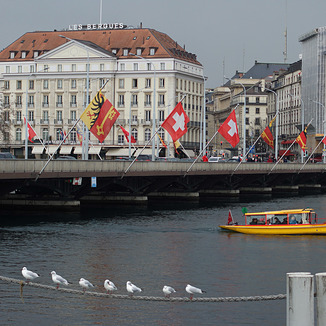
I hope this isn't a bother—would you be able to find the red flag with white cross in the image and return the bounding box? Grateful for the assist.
[218,110,240,147]
[161,102,190,142]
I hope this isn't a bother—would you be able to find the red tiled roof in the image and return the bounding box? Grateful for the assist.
[0,28,201,65]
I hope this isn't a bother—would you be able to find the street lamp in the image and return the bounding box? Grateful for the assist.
[310,99,325,163]
[129,53,156,161]
[59,35,90,160]
[265,88,279,159]
[288,93,305,163]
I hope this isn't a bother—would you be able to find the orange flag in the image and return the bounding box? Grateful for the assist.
[261,126,274,149]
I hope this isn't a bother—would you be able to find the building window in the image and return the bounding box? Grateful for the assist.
[30,65,35,73]
[145,78,151,88]
[16,95,22,106]
[100,63,104,71]
[132,115,138,123]
[57,110,63,122]
[21,51,26,59]
[29,80,34,90]
[136,48,142,56]
[118,94,125,107]
[158,94,165,106]
[120,63,125,71]
[43,110,49,121]
[71,95,77,106]
[119,79,124,89]
[57,95,63,107]
[28,110,34,121]
[145,128,151,141]
[256,107,260,114]
[71,110,77,121]
[149,48,156,55]
[33,51,39,58]
[246,117,249,125]
[159,78,165,88]
[56,129,62,141]
[10,52,16,59]
[160,63,165,70]
[57,79,63,89]
[4,81,10,89]
[72,64,76,72]
[132,79,138,88]
[145,94,151,106]
[158,128,165,141]
[246,107,249,114]
[16,111,22,121]
[131,94,138,106]
[43,80,49,89]
[132,128,138,141]
[133,63,138,71]
[159,110,165,122]
[43,95,49,107]
[5,66,10,73]
[28,95,34,106]
[42,128,49,141]
[255,117,260,125]
[123,48,129,56]
[70,130,76,142]
[16,128,22,141]
[71,79,77,89]
[118,134,124,144]
[4,111,10,121]
[16,80,22,90]
[147,63,151,71]
[58,64,62,72]
[4,96,10,106]
[145,110,151,121]
[256,97,260,104]
[18,66,22,73]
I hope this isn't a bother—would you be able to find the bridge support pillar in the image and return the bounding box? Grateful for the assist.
[239,187,272,195]
[199,189,240,197]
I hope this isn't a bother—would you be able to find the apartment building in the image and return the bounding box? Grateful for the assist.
[0,26,204,158]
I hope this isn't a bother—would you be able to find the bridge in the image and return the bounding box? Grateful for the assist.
[0,160,325,207]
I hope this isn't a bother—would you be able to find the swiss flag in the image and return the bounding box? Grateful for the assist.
[218,110,240,147]
[161,102,190,142]
[24,118,36,142]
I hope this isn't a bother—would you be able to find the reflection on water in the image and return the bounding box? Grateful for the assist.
[0,194,326,325]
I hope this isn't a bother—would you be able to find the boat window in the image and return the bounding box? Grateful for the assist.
[248,215,265,225]
[301,213,309,225]
[277,214,288,224]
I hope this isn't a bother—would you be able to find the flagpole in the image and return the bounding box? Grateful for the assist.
[232,112,278,174]
[299,136,325,172]
[89,141,103,160]
[35,118,81,181]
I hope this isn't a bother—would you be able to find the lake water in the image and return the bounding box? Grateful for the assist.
[1,194,326,325]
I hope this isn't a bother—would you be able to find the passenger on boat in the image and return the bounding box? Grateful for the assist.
[250,218,258,225]
[273,217,281,224]
[289,216,298,224]
[266,219,271,225]
[282,218,287,224]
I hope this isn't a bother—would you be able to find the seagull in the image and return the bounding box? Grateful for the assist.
[79,278,94,292]
[22,267,40,282]
[185,284,206,300]
[50,271,70,289]
[126,281,142,296]
[104,279,117,294]
[163,285,176,298]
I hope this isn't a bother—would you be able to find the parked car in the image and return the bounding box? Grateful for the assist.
[0,152,16,159]
[56,156,77,160]
[208,156,224,162]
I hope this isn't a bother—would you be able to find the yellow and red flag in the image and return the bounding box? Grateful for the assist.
[296,128,307,152]
[80,91,119,143]
[261,126,274,149]
[158,133,167,149]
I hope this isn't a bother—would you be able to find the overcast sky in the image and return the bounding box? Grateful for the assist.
[1,0,326,87]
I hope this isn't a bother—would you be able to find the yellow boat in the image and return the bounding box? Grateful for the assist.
[219,208,326,235]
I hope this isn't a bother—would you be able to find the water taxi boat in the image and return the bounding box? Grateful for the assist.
[219,208,326,235]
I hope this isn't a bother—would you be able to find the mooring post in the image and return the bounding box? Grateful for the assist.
[315,272,326,326]
[286,272,314,326]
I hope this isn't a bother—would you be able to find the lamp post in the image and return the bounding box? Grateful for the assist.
[288,93,305,163]
[265,88,279,159]
[59,35,90,160]
[310,99,325,163]
[202,75,207,155]
[129,53,156,161]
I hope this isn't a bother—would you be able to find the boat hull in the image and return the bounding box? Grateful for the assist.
[219,224,326,235]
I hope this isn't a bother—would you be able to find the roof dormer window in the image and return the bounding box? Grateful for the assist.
[123,48,129,56]
[10,51,16,59]
[136,48,142,56]
[111,48,118,55]
[21,51,26,59]
[149,48,156,56]
[33,51,39,58]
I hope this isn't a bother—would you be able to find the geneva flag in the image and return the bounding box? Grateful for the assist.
[161,102,190,142]
[218,110,240,147]
[80,91,119,143]
[261,126,274,149]
[296,128,307,152]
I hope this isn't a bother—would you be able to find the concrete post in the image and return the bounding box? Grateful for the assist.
[286,272,314,326]
[316,272,326,326]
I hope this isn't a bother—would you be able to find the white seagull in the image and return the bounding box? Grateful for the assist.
[185,284,206,300]
[163,285,176,298]
[50,271,70,289]
[126,281,142,296]
[79,278,94,292]
[22,267,40,282]
[104,279,117,294]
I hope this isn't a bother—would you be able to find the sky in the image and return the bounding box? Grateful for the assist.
[1,0,326,88]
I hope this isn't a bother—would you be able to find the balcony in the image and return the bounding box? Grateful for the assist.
[144,102,152,107]
[28,103,34,108]
[117,102,125,108]
[56,103,63,108]
[42,102,49,108]
[158,102,165,107]
[68,119,77,124]
[54,119,63,125]
[131,102,138,108]
[40,119,49,125]
[70,102,77,108]
[142,119,151,125]
[15,103,22,108]
[13,120,23,125]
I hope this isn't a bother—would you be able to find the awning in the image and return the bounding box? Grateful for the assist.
[73,146,83,155]
[88,147,101,155]
[281,140,295,145]
[105,148,131,157]
[60,146,73,155]
[32,146,45,154]
[46,146,60,154]
[279,149,295,156]
[181,149,196,158]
